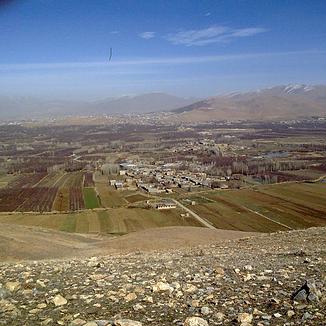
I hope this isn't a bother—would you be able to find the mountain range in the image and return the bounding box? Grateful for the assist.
[0,84,326,121]
[0,93,198,120]
[172,84,326,121]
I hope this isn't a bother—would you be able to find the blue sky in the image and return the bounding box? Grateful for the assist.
[0,0,326,99]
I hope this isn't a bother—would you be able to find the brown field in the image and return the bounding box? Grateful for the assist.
[125,194,149,203]
[0,181,324,235]
[53,188,70,211]
[187,182,326,232]
[52,172,85,211]
[96,207,201,234]
[95,176,127,207]
[37,171,66,187]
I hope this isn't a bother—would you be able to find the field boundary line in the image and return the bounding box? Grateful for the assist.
[202,195,293,230]
[243,206,293,230]
[52,172,68,187]
[171,199,216,230]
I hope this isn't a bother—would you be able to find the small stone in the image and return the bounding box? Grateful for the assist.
[287,310,295,318]
[5,282,20,292]
[184,316,209,326]
[302,312,312,320]
[133,303,144,311]
[115,319,142,326]
[37,303,47,309]
[243,274,252,282]
[200,306,211,315]
[152,281,173,292]
[92,321,110,326]
[238,312,253,324]
[183,284,197,293]
[293,289,307,302]
[274,313,282,318]
[253,308,263,315]
[214,267,225,277]
[125,292,137,302]
[53,294,67,306]
[261,315,272,321]
[191,300,200,307]
[215,312,225,321]
[36,280,46,288]
[0,287,9,299]
[144,296,153,303]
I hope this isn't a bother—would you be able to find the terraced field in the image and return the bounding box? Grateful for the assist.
[0,207,200,234]
[0,181,324,234]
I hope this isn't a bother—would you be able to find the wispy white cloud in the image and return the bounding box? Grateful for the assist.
[0,50,324,71]
[139,31,156,39]
[166,25,267,46]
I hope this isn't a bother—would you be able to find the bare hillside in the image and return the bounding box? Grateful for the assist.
[173,84,326,121]
[0,223,254,262]
[0,227,324,325]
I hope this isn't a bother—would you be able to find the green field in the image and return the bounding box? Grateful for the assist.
[83,187,100,209]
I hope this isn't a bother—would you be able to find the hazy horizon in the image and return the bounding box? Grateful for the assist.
[1,1,326,100]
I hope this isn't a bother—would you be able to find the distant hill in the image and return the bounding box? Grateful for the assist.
[0,93,198,120]
[172,84,326,121]
[90,93,199,114]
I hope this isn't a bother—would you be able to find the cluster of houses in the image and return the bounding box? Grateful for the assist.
[107,160,230,193]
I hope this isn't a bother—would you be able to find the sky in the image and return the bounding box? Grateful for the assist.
[0,0,326,100]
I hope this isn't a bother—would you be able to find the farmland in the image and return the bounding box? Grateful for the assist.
[0,119,325,236]
[0,207,201,234]
[94,175,128,208]
[181,182,326,232]
[83,187,100,209]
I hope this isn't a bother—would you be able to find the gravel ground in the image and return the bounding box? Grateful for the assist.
[0,227,325,326]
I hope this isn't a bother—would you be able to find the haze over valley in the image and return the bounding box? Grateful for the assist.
[1,84,326,121]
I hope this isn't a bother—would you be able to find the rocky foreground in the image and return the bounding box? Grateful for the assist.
[0,227,325,326]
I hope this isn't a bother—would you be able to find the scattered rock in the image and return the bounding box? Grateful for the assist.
[53,294,68,306]
[200,306,211,315]
[237,312,253,324]
[292,280,321,302]
[184,316,209,326]
[125,292,137,302]
[152,281,173,292]
[287,310,295,318]
[5,281,20,292]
